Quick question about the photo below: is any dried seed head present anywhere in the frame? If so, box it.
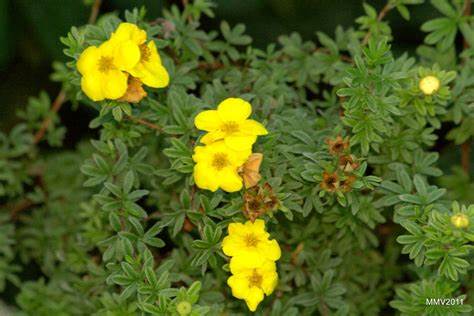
[118,76,147,103]
[326,136,350,156]
[320,171,339,192]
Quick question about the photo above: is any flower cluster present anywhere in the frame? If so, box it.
[77,22,169,102]
[222,220,280,312]
[320,136,360,193]
[192,98,268,192]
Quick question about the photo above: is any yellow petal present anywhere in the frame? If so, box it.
[192,146,209,163]
[262,239,281,261]
[115,40,141,71]
[224,135,257,151]
[131,62,169,88]
[200,131,223,145]
[77,46,100,75]
[147,40,162,64]
[260,259,278,273]
[229,254,266,274]
[218,168,243,192]
[227,275,250,299]
[244,287,264,312]
[222,235,246,257]
[111,22,146,44]
[98,39,118,56]
[194,110,222,131]
[228,222,246,236]
[229,147,252,166]
[217,98,252,121]
[81,72,105,101]
[241,119,268,135]
[130,41,169,88]
[103,70,128,99]
[193,163,219,192]
[261,270,278,295]
[249,219,265,232]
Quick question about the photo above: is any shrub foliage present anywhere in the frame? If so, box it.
[0,0,473,315]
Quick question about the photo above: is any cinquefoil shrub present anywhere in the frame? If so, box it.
[1,0,474,315]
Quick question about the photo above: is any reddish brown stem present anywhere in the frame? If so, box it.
[33,90,67,144]
[127,116,162,131]
[88,0,102,24]
[461,142,471,174]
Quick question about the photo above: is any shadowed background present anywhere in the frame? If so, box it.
[0,0,469,173]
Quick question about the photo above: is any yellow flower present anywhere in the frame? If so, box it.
[419,75,440,95]
[194,98,268,151]
[451,213,469,228]
[192,141,250,192]
[227,257,278,312]
[77,38,140,101]
[110,22,169,88]
[222,219,281,262]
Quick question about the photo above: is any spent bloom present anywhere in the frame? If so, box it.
[419,75,440,95]
[192,141,251,192]
[222,219,280,312]
[194,98,268,151]
[326,135,349,156]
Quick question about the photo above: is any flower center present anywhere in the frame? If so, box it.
[97,56,115,73]
[221,121,240,134]
[244,233,259,247]
[211,152,229,170]
[248,270,263,287]
[139,44,151,62]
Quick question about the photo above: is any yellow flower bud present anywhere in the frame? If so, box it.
[451,213,469,228]
[419,75,440,95]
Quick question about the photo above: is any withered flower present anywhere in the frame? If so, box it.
[239,153,263,189]
[118,76,147,103]
[243,183,279,222]
[339,154,359,173]
[320,171,339,192]
[326,136,349,156]
[340,174,357,192]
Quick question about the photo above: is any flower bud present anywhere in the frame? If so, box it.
[451,213,469,228]
[419,75,440,95]
[176,301,192,316]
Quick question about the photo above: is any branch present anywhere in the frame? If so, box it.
[362,3,393,45]
[33,90,67,144]
[127,115,162,131]
[88,0,102,24]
